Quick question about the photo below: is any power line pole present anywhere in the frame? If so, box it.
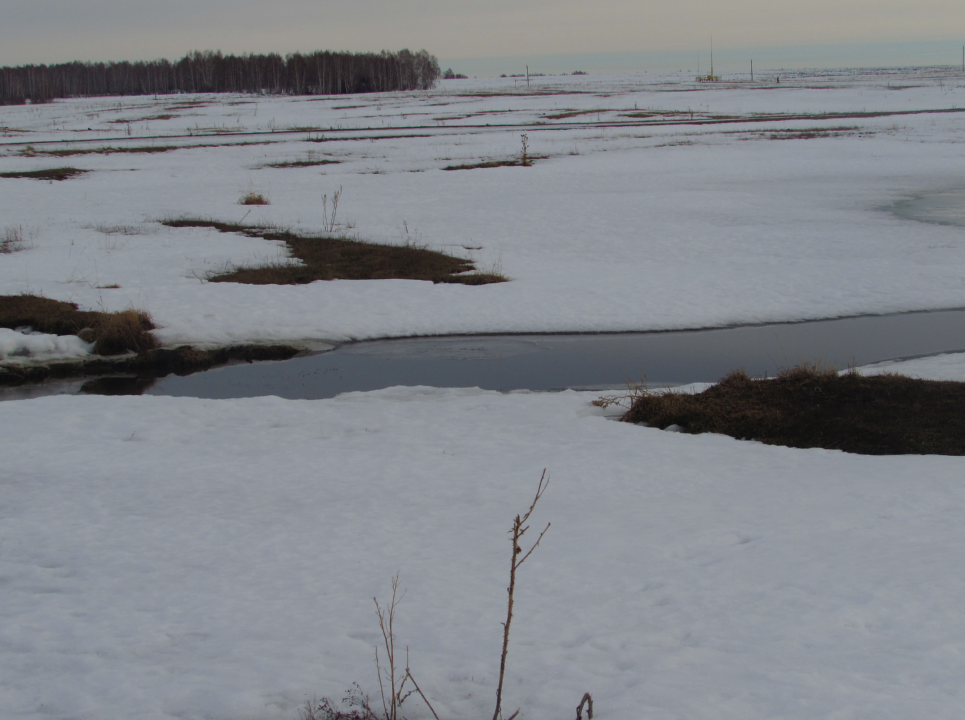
[751,59,753,81]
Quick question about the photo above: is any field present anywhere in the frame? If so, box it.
[3,69,965,720]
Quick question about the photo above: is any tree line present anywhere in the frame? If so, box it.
[0,49,441,105]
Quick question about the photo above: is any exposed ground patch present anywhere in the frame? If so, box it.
[0,343,300,388]
[19,141,273,157]
[0,295,157,355]
[442,159,533,170]
[605,364,965,455]
[162,218,507,285]
[0,167,87,180]
[543,109,611,120]
[261,159,341,168]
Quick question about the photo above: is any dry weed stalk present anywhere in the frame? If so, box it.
[373,575,440,720]
[492,470,551,720]
[576,692,594,720]
[322,186,342,233]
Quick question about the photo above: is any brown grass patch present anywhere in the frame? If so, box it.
[0,167,87,181]
[262,159,341,168]
[0,295,157,355]
[443,158,541,170]
[161,218,508,285]
[543,109,609,120]
[20,141,274,157]
[609,364,965,455]
[110,114,176,123]
[239,191,270,205]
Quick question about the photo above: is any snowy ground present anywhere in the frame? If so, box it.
[2,68,965,350]
[5,70,965,720]
[4,378,965,720]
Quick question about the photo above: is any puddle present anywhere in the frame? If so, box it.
[132,309,965,400]
[891,190,965,227]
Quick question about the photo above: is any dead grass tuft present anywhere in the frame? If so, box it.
[1,226,28,253]
[0,294,157,356]
[0,167,87,181]
[611,363,965,455]
[162,218,508,285]
[239,191,270,205]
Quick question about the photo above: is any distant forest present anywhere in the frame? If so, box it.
[0,49,441,105]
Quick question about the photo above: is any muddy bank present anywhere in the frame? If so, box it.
[0,344,301,387]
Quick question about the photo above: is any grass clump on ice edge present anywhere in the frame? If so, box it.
[602,363,965,455]
[0,294,157,356]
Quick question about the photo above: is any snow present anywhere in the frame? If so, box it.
[4,70,965,720]
[0,327,92,361]
[3,69,965,347]
[3,389,965,720]
[857,351,965,381]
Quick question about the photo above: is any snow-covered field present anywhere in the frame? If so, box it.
[4,69,965,720]
[3,68,965,349]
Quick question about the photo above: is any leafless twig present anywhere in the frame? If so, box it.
[492,470,550,720]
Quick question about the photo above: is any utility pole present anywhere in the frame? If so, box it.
[710,37,714,78]
[751,59,753,81]
[526,65,530,88]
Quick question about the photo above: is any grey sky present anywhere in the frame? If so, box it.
[2,0,963,67]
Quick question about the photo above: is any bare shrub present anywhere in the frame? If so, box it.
[493,471,550,720]
[302,472,597,720]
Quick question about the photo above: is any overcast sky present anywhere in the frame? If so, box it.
[2,0,963,68]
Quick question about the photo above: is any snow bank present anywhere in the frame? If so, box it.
[857,351,965,381]
[2,389,965,720]
[0,328,93,362]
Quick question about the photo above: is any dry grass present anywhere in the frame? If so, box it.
[0,167,87,181]
[239,191,270,205]
[162,218,508,285]
[262,159,341,168]
[0,294,157,355]
[609,363,965,455]
[86,223,152,236]
[442,158,542,171]
[18,141,273,157]
[1,226,27,253]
